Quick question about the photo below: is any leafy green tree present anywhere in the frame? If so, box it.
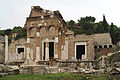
[11,26,26,33]
[5,29,12,35]
[93,21,103,33]
[67,20,76,27]
[77,16,96,30]
[0,30,5,36]
[77,16,96,34]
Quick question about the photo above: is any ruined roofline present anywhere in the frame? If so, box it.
[29,6,63,19]
[24,6,66,28]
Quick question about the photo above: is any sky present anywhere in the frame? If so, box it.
[0,0,120,30]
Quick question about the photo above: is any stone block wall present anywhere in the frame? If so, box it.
[93,33,112,47]
[0,43,4,63]
[8,38,26,62]
[67,34,94,60]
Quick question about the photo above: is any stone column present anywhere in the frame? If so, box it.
[5,35,8,64]
[55,28,58,59]
[27,29,30,65]
[58,31,62,59]
[35,26,40,62]
[45,42,49,61]
[31,49,33,60]
[45,27,49,61]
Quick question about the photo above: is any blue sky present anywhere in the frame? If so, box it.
[0,0,120,30]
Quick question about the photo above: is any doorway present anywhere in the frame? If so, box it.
[76,45,85,59]
[49,42,54,59]
[43,42,46,60]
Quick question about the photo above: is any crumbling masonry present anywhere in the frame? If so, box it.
[5,6,113,65]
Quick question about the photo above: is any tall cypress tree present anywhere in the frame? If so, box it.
[110,22,115,44]
[102,14,109,33]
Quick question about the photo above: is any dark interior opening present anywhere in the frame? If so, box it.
[94,45,97,48]
[104,45,107,48]
[109,45,112,48]
[99,45,102,48]
[18,48,24,54]
[43,42,46,60]
[76,45,85,59]
[49,42,54,59]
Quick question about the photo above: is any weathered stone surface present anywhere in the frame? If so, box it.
[0,64,4,73]
[3,66,19,75]
[20,65,45,74]
[32,66,45,74]
[49,67,59,73]
[0,43,4,64]
[8,38,26,63]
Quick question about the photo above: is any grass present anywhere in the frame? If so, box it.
[0,73,79,80]
[0,73,120,80]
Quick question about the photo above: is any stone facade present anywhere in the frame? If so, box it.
[8,38,26,63]
[24,6,67,63]
[93,33,112,48]
[93,33,113,55]
[66,34,94,60]
[23,6,95,64]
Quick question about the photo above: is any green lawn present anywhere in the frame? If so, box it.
[0,73,79,80]
[0,73,120,80]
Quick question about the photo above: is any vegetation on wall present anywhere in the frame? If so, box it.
[0,26,27,41]
[67,15,120,44]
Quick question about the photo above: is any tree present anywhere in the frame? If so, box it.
[77,16,96,30]
[67,20,76,27]
[110,22,115,44]
[102,15,109,33]
[77,16,96,34]
[4,29,12,35]
[114,28,120,44]
[93,21,103,33]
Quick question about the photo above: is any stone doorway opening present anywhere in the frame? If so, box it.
[76,45,85,59]
[16,45,25,60]
[49,42,54,59]
[18,48,24,54]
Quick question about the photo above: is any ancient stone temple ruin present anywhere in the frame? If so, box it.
[3,6,113,66]
[23,6,95,63]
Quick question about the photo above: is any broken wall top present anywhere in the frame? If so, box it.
[25,6,67,31]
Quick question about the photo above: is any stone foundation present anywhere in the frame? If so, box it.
[19,60,98,74]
